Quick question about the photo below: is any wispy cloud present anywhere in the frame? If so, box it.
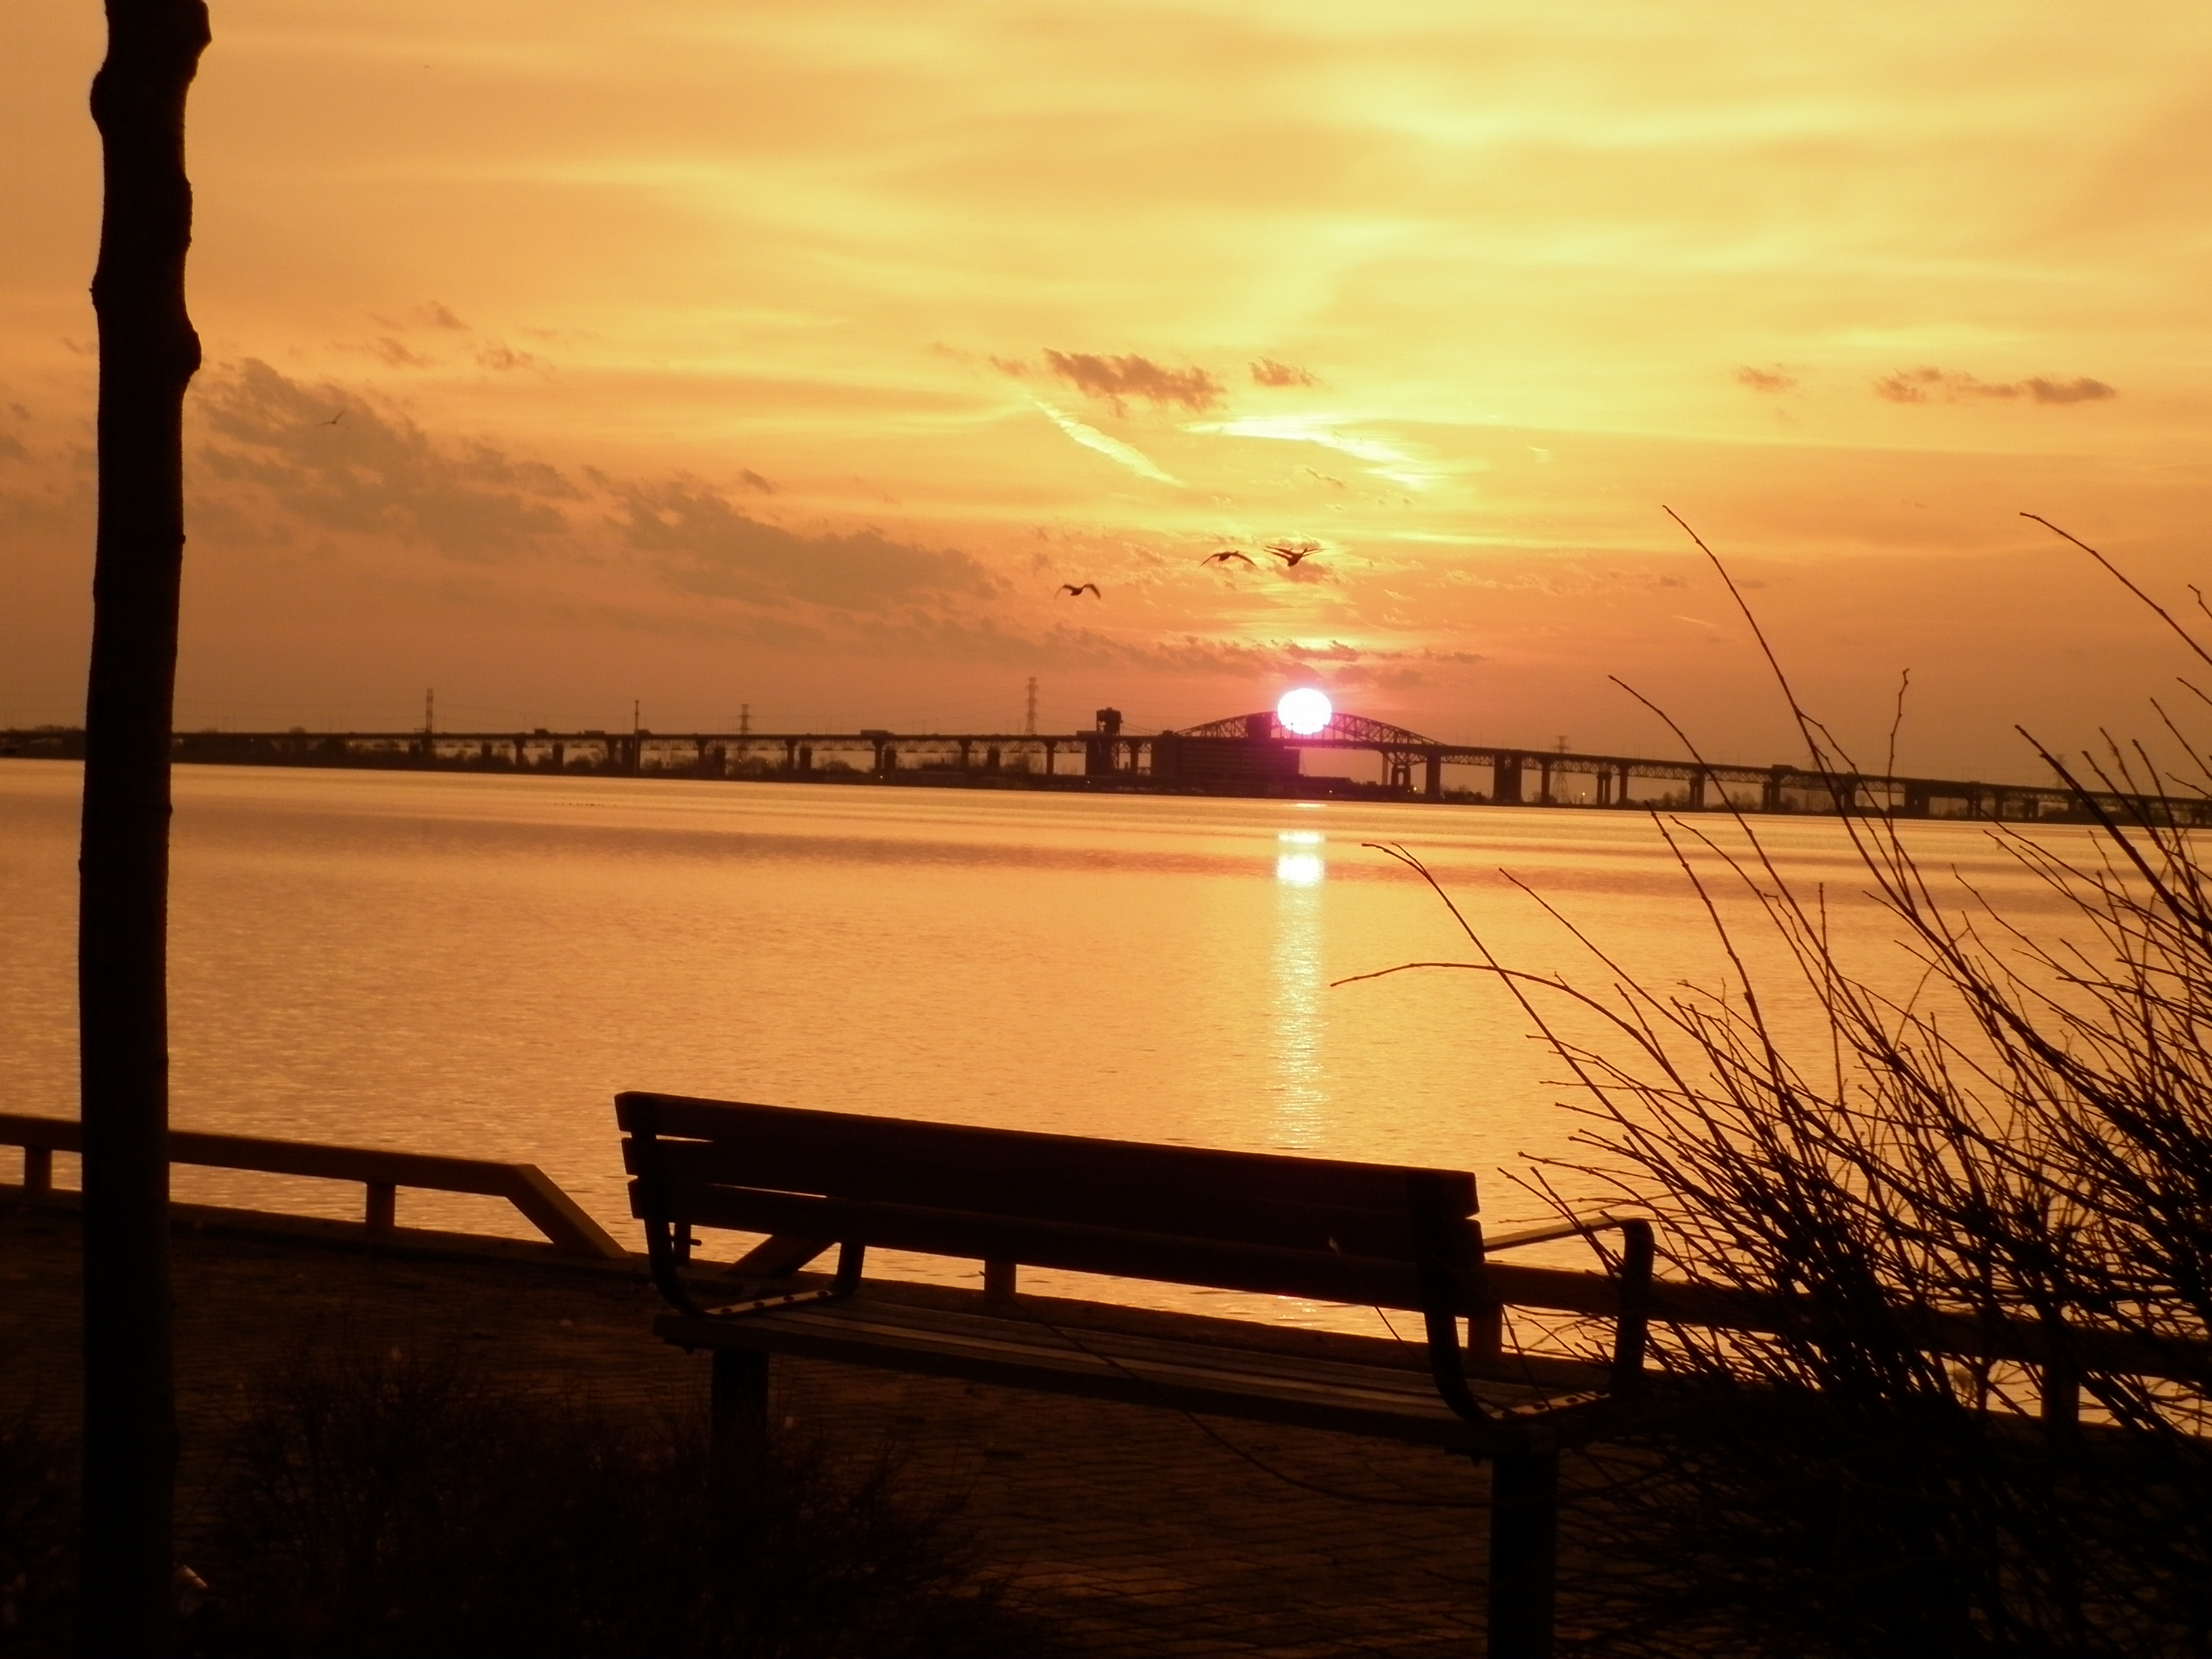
[1187,413,1436,491]
[609,478,1002,611]
[1029,398,1183,485]
[1874,367,2117,405]
[1041,350,1223,415]
[192,361,998,615]
[195,359,575,558]
[1734,365,1798,393]
[1250,359,1317,388]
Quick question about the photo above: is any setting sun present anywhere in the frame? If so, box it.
[1275,687,1334,736]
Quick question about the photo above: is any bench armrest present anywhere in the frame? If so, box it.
[1500,1214,1654,1392]
[1412,1195,1658,1422]
[1483,1211,1647,1254]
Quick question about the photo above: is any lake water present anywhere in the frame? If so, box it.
[0,760,2090,1324]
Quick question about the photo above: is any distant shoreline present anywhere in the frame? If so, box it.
[0,728,1468,806]
[0,724,2174,821]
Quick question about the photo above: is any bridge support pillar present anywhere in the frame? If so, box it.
[1688,771,1708,811]
[1494,757,1523,806]
[1538,758,1555,806]
[1425,752,1443,797]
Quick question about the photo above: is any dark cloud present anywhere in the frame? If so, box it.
[1042,350,1223,415]
[194,359,575,558]
[1250,359,1317,388]
[417,302,468,331]
[472,341,549,373]
[608,478,1002,613]
[363,337,432,369]
[1875,367,2117,405]
[1734,365,1797,393]
[189,361,996,621]
[2024,376,2121,404]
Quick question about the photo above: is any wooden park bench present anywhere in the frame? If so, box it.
[617,1092,1656,1658]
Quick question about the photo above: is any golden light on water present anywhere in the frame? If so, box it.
[1275,832,1326,886]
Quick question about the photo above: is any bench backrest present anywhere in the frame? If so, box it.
[617,1092,1482,1313]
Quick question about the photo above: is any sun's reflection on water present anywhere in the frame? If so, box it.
[1271,832,1327,1145]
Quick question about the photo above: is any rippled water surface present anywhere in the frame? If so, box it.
[0,760,2091,1318]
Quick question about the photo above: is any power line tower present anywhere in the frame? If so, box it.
[424,687,434,735]
[739,703,751,737]
[1024,676,1038,737]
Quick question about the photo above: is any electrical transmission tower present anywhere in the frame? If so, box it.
[1024,676,1038,736]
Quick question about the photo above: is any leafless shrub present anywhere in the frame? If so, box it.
[1358,520,2212,1654]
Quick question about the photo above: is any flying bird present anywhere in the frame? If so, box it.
[1203,550,1256,568]
[1058,582,1101,598]
[316,410,344,426]
[1264,540,1322,567]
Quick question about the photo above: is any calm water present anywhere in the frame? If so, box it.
[0,760,2087,1322]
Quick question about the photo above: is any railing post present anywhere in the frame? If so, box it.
[25,1145,53,1193]
[365,1181,396,1233]
[984,1258,1018,1305]
[2041,1358,2081,1433]
[1467,1303,1504,1369]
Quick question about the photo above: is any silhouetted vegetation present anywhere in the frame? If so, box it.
[0,1343,1058,1659]
[1525,781,2212,1654]
[1374,535,2212,1655]
[0,1416,76,1659]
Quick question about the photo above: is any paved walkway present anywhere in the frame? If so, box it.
[1,1203,1589,1656]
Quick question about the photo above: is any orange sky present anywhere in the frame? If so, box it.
[5,1,2211,777]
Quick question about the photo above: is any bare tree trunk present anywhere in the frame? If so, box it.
[81,2,208,1652]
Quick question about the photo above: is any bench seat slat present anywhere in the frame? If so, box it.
[637,1179,1448,1311]
[654,1298,1604,1450]
[619,1093,1475,1218]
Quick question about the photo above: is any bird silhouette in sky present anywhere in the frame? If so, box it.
[1203,550,1256,568]
[1059,582,1101,598]
[1264,539,1322,567]
[316,409,344,426]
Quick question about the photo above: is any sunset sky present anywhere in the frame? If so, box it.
[5,1,2211,777]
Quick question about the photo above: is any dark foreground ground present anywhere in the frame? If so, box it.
[0,1203,1549,1658]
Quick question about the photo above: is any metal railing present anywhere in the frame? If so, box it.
[7,1109,2200,1421]
[0,1112,624,1259]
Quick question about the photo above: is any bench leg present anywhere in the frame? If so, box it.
[1488,1440,1559,1659]
[710,1348,771,1483]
